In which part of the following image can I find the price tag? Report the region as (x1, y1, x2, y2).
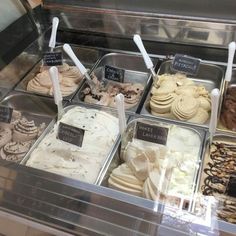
(104, 65, 125, 83)
(171, 54, 200, 75)
(135, 122, 169, 145)
(0, 106, 13, 123)
(226, 175, 236, 197)
(43, 52, 63, 66)
(57, 122, 85, 147)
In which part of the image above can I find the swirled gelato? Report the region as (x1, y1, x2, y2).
(109, 125, 201, 207)
(0, 141, 33, 163)
(27, 63, 83, 97)
(26, 106, 119, 183)
(82, 75, 144, 109)
(201, 141, 236, 223)
(13, 118, 40, 142)
(0, 111, 46, 163)
(149, 73, 211, 124)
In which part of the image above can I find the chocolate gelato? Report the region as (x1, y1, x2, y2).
(82, 75, 144, 109)
(220, 87, 236, 131)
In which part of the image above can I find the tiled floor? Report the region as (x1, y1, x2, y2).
(0, 216, 54, 236)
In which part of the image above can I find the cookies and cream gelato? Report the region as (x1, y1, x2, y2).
(26, 106, 119, 184)
(27, 63, 83, 97)
(149, 73, 211, 124)
(82, 75, 144, 109)
(109, 125, 201, 205)
(0, 111, 46, 163)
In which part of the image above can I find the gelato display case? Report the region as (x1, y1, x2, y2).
(0, 0, 236, 235)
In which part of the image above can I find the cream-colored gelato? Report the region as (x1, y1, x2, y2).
(149, 73, 211, 124)
(27, 63, 83, 97)
(26, 106, 119, 183)
(109, 125, 201, 205)
(108, 163, 143, 196)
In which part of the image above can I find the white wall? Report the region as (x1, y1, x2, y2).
(0, 0, 26, 32)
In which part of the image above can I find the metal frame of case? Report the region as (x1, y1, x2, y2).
(0, 1, 236, 235)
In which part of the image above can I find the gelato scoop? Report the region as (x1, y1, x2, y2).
(27, 63, 83, 97)
(149, 73, 211, 124)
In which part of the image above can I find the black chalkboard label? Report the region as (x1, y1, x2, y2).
(104, 65, 125, 83)
(226, 175, 236, 197)
(171, 54, 200, 75)
(135, 122, 169, 145)
(43, 52, 63, 66)
(0, 106, 13, 123)
(57, 122, 85, 147)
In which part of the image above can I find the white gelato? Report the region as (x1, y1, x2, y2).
(26, 106, 119, 183)
(109, 124, 201, 203)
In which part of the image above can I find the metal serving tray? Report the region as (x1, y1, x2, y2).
(199, 134, 236, 190)
(20, 104, 127, 185)
(0, 53, 41, 101)
(141, 60, 224, 129)
(217, 68, 236, 134)
(97, 115, 205, 212)
(197, 134, 236, 226)
(0, 92, 58, 163)
(15, 46, 103, 101)
(73, 53, 157, 113)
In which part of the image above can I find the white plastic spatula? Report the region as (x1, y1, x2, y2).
(63, 43, 96, 91)
(225, 41, 236, 83)
(49, 17, 59, 52)
(115, 93, 127, 135)
(133, 34, 156, 78)
(49, 66, 64, 120)
(209, 88, 220, 145)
